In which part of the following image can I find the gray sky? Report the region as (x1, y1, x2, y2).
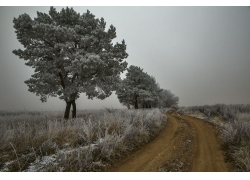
(0, 6, 250, 111)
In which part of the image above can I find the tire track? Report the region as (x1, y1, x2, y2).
(182, 114, 230, 171)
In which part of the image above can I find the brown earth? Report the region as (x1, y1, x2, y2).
(105, 110, 232, 172)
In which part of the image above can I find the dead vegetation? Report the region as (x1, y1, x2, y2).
(0, 108, 167, 172)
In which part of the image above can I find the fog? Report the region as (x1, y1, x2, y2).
(0, 6, 249, 111)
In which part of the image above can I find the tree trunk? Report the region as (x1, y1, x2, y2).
(64, 101, 72, 119)
(135, 98, 138, 109)
(72, 100, 76, 118)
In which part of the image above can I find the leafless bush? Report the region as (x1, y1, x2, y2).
(0, 108, 167, 172)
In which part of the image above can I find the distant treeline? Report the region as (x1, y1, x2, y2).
(0, 111, 43, 117)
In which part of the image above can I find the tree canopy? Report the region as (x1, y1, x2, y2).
(116, 65, 179, 109)
(116, 65, 160, 109)
(158, 89, 179, 108)
(12, 7, 128, 118)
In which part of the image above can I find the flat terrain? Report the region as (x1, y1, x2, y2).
(105, 110, 231, 172)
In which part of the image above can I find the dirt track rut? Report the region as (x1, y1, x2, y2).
(105, 111, 231, 172)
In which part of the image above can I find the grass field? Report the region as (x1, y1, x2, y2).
(0, 108, 168, 172)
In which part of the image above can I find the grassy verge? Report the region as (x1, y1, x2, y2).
(0, 108, 167, 172)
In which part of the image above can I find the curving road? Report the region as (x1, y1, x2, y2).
(105, 110, 231, 172)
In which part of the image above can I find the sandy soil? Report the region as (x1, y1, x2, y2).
(105, 110, 231, 172)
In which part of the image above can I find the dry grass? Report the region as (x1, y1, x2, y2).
(220, 120, 250, 171)
(179, 104, 250, 121)
(0, 108, 167, 172)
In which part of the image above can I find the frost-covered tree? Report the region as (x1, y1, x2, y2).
(116, 66, 159, 109)
(158, 89, 179, 108)
(139, 76, 161, 108)
(12, 7, 128, 119)
(115, 81, 132, 109)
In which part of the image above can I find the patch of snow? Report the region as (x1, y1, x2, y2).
(25, 155, 57, 172)
(58, 143, 97, 155)
(0, 160, 14, 172)
(97, 138, 104, 143)
(63, 143, 70, 148)
(187, 112, 207, 120)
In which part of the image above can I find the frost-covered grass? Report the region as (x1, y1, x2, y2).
(0, 108, 167, 172)
(220, 120, 250, 171)
(179, 104, 250, 121)
(179, 104, 250, 172)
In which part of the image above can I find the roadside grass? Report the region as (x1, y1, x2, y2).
(0, 108, 167, 172)
(179, 104, 250, 172)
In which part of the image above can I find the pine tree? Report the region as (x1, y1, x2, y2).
(116, 65, 159, 109)
(12, 7, 128, 119)
(158, 89, 179, 108)
(139, 76, 161, 108)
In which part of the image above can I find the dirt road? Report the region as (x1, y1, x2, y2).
(105, 111, 231, 172)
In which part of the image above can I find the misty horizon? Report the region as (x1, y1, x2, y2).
(0, 6, 250, 111)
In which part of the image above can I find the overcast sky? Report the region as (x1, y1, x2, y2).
(0, 6, 250, 111)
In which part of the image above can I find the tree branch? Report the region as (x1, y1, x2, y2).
(59, 72, 66, 89)
(91, 71, 98, 76)
(71, 73, 78, 83)
(42, 38, 54, 48)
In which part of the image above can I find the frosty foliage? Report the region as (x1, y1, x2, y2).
(158, 89, 179, 108)
(0, 108, 167, 172)
(116, 65, 179, 109)
(116, 65, 158, 109)
(12, 7, 128, 103)
(180, 104, 250, 121)
(221, 120, 250, 146)
(221, 120, 250, 171)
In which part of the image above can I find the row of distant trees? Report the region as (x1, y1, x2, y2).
(12, 6, 178, 118)
(116, 65, 179, 109)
